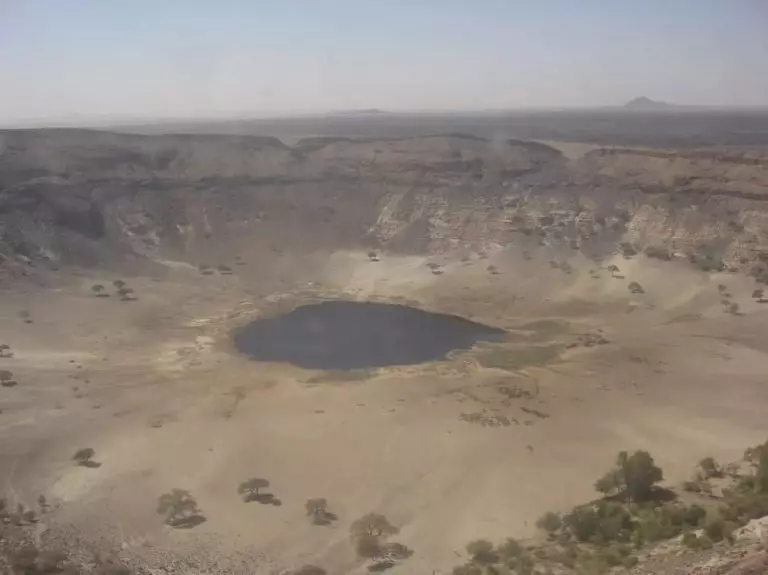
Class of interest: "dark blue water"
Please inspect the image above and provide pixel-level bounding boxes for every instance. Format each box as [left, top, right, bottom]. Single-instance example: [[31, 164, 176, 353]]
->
[[234, 301, 505, 370]]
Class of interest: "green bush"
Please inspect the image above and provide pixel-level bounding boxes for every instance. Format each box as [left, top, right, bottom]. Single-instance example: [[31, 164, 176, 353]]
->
[[704, 516, 726, 542], [536, 511, 562, 533], [682, 531, 699, 548], [497, 538, 524, 561], [682, 505, 707, 528], [465, 540, 497, 565]]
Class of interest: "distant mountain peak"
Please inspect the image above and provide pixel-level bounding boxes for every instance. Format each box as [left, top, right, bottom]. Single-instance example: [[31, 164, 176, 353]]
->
[[624, 96, 675, 110]]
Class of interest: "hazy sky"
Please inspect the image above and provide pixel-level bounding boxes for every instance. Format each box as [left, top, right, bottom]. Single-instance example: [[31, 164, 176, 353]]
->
[[1, 0, 767, 124]]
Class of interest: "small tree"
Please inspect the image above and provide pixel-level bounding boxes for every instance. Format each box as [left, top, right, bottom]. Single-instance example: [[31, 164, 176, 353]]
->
[[91, 284, 106, 297], [753, 289, 764, 299], [351, 513, 399, 539], [0, 370, 15, 387], [698, 457, 722, 479], [156, 489, 200, 526], [350, 513, 402, 565], [238, 477, 270, 502], [595, 450, 663, 504], [717, 284, 727, 293], [0, 343, 11, 357], [72, 448, 95, 466], [607, 264, 620, 274], [628, 281, 645, 294], [536, 511, 562, 534], [305, 498, 334, 525], [113, 280, 126, 289]]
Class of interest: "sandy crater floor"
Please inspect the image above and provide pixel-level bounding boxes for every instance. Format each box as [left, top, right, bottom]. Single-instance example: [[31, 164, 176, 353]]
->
[[1, 250, 767, 574]]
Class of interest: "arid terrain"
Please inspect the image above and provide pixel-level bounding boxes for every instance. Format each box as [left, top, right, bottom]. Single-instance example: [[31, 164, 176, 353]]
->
[[1, 115, 768, 574]]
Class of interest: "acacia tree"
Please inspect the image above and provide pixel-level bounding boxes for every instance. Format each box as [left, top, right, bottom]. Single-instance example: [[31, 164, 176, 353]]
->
[[595, 450, 663, 504], [91, 284, 106, 297], [157, 489, 200, 526], [238, 478, 270, 502], [113, 280, 126, 289], [0, 370, 15, 387], [305, 498, 335, 525], [350, 513, 411, 567], [698, 457, 722, 479], [72, 448, 95, 466]]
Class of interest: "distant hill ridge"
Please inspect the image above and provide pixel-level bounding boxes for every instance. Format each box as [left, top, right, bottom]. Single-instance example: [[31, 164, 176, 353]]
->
[[624, 96, 686, 110]]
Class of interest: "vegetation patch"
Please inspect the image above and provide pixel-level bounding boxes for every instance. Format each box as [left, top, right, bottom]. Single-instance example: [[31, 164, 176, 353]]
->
[[305, 369, 377, 383], [451, 439, 768, 575], [475, 344, 562, 371]]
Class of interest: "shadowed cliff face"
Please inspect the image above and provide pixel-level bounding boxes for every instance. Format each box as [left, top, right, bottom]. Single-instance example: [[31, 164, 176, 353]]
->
[[1, 129, 768, 280]]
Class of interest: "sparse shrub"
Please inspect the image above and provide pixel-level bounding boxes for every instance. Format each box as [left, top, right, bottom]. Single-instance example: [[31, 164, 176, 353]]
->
[[628, 281, 645, 294], [644, 245, 672, 260], [718, 284, 727, 293], [452, 564, 482, 575], [753, 288, 764, 299], [690, 251, 725, 272], [117, 287, 135, 301], [682, 480, 701, 493], [607, 264, 620, 274], [113, 280, 126, 289], [91, 284, 107, 296], [217, 264, 233, 274]]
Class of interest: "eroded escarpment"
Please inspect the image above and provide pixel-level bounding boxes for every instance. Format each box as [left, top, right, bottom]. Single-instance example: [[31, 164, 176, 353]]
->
[[1, 130, 768, 281]]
